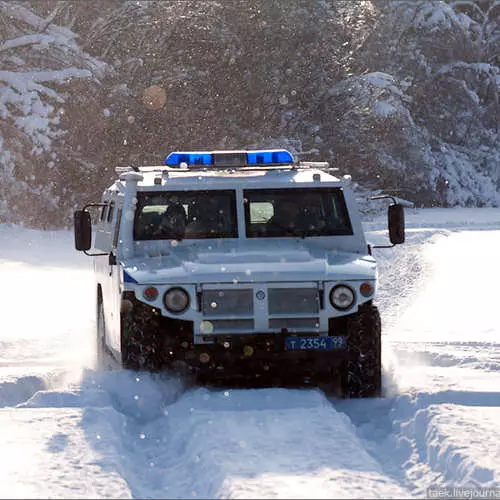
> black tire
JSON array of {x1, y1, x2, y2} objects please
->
[
  {"x1": 341, "y1": 303, "x2": 382, "y2": 398},
  {"x1": 120, "y1": 297, "x2": 163, "y2": 371}
]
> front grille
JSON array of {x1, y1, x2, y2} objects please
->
[
  {"x1": 198, "y1": 285, "x2": 322, "y2": 338},
  {"x1": 209, "y1": 319, "x2": 254, "y2": 332},
  {"x1": 201, "y1": 289, "x2": 253, "y2": 316},
  {"x1": 269, "y1": 318, "x2": 320, "y2": 330},
  {"x1": 268, "y1": 288, "x2": 319, "y2": 315}
]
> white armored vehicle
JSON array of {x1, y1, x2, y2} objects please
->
[{"x1": 74, "y1": 149, "x2": 405, "y2": 397}]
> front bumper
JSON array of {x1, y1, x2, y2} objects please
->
[
  {"x1": 122, "y1": 293, "x2": 350, "y2": 376},
  {"x1": 162, "y1": 332, "x2": 348, "y2": 375},
  {"x1": 129, "y1": 279, "x2": 375, "y2": 343}
]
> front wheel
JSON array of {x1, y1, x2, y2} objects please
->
[
  {"x1": 340, "y1": 303, "x2": 382, "y2": 398},
  {"x1": 120, "y1": 298, "x2": 163, "y2": 371}
]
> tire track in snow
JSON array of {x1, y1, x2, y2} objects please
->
[
  {"x1": 337, "y1": 226, "x2": 500, "y2": 495},
  {"x1": 335, "y1": 391, "x2": 500, "y2": 497},
  {"x1": 10, "y1": 371, "x2": 411, "y2": 498},
  {"x1": 78, "y1": 384, "x2": 410, "y2": 499}
]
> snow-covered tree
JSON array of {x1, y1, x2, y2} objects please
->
[
  {"x1": 447, "y1": 0, "x2": 499, "y2": 64},
  {"x1": 344, "y1": 0, "x2": 500, "y2": 206},
  {"x1": 69, "y1": 0, "x2": 366, "y2": 169},
  {"x1": 1, "y1": 0, "x2": 498, "y2": 226},
  {"x1": 0, "y1": 1, "x2": 106, "y2": 227}
]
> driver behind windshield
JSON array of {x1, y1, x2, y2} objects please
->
[
  {"x1": 266, "y1": 200, "x2": 301, "y2": 234},
  {"x1": 161, "y1": 203, "x2": 187, "y2": 238},
  {"x1": 185, "y1": 196, "x2": 225, "y2": 236}
]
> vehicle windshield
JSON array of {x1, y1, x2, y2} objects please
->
[
  {"x1": 244, "y1": 188, "x2": 353, "y2": 238},
  {"x1": 134, "y1": 190, "x2": 237, "y2": 240}
]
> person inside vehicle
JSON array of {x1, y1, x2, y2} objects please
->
[
  {"x1": 266, "y1": 199, "x2": 301, "y2": 234},
  {"x1": 161, "y1": 203, "x2": 187, "y2": 239},
  {"x1": 185, "y1": 196, "x2": 225, "y2": 236},
  {"x1": 295, "y1": 198, "x2": 327, "y2": 233}
]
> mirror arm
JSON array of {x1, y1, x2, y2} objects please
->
[
  {"x1": 369, "y1": 194, "x2": 398, "y2": 205},
  {"x1": 83, "y1": 249, "x2": 109, "y2": 257},
  {"x1": 83, "y1": 202, "x2": 108, "y2": 211},
  {"x1": 369, "y1": 194, "x2": 414, "y2": 208},
  {"x1": 371, "y1": 244, "x2": 396, "y2": 249}
]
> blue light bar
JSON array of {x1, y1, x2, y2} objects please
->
[
  {"x1": 247, "y1": 150, "x2": 294, "y2": 165},
  {"x1": 164, "y1": 149, "x2": 294, "y2": 167},
  {"x1": 165, "y1": 152, "x2": 213, "y2": 166}
]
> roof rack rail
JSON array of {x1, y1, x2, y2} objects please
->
[
  {"x1": 115, "y1": 165, "x2": 169, "y2": 174},
  {"x1": 137, "y1": 164, "x2": 337, "y2": 173},
  {"x1": 297, "y1": 161, "x2": 335, "y2": 169},
  {"x1": 114, "y1": 160, "x2": 339, "y2": 175},
  {"x1": 115, "y1": 165, "x2": 142, "y2": 174}
]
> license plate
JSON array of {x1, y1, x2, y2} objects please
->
[{"x1": 285, "y1": 336, "x2": 346, "y2": 351}]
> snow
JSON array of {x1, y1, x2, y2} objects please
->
[
  {"x1": 1, "y1": 207, "x2": 500, "y2": 498},
  {"x1": 0, "y1": 408, "x2": 131, "y2": 499},
  {"x1": 411, "y1": 1, "x2": 471, "y2": 32},
  {"x1": 373, "y1": 100, "x2": 398, "y2": 117},
  {"x1": 360, "y1": 72, "x2": 401, "y2": 93}
]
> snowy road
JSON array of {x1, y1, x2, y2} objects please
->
[{"x1": 0, "y1": 209, "x2": 499, "y2": 498}]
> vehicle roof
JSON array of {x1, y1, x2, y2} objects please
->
[{"x1": 108, "y1": 166, "x2": 346, "y2": 193}]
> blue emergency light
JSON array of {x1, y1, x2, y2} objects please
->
[{"x1": 164, "y1": 149, "x2": 294, "y2": 167}]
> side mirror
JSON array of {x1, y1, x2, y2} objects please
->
[
  {"x1": 74, "y1": 210, "x2": 92, "y2": 251},
  {"x1": 388, "y1": 204, "x2": 405, "y2": 245}
]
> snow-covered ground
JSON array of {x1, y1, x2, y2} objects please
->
[{"x1": 0, "y1": 208, "x2": 499, "y2": 498}]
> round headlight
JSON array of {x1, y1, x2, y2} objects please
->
[
  {"x1": 163, "y1": 287, "x2": 190, "y2": 313},
  {"x1": 330, "y1": 285, "x2": 355, "y2": 310}
]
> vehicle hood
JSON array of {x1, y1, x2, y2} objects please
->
[{"x1": 123, "y1": 240, "x2": 376, "y2": 284}]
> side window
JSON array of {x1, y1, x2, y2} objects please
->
[
  {"x1": 331, "y1": 196, "x2": 341, "y2": 219},
  {"x1": 107, "y1": 201, "x2": 115, "y2": 223},
  {"x1": 100, "y1": 202, "x2": 108, "y2": 222},
  {"x1": 113, "y1": 209, "x2": 122, "y2": 248},
  {"x1": 328, "y1": 190, "x2": 352, "y2": 231}
]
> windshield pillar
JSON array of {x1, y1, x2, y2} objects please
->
[
  {"x1": 119, "y1": 172, "x2": 143, "y2": 259},
  {"x1": 235, "y1": 188, "x2": 247, "y2": 240}
]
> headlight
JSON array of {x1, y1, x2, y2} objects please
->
[
  {"x1": 330, "y1": 285, "x2": 355, "y2": 310},
  {"x1": 163, "y1": 287, "x2": 190, "y2": 313}
]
